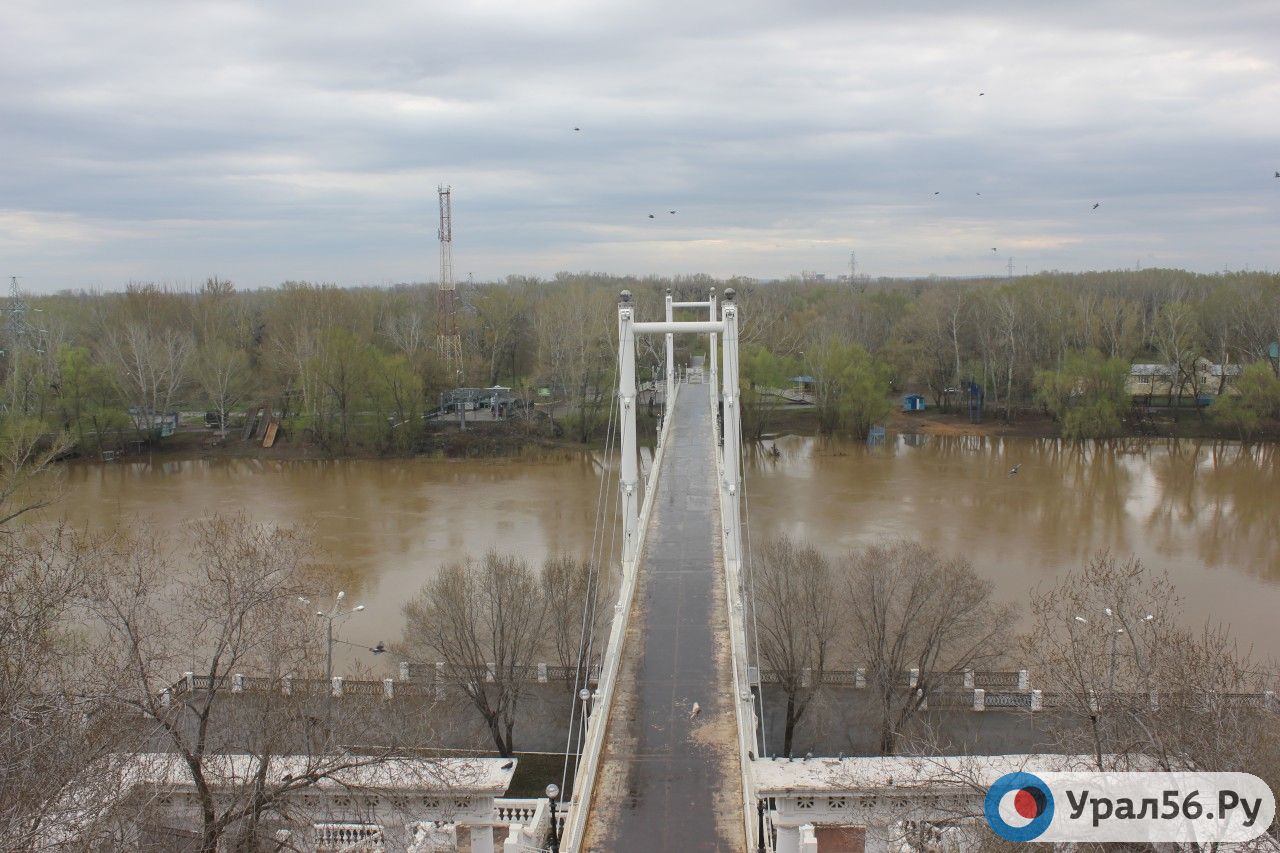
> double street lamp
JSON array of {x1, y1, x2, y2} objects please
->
[{"x1": 298, "y1": 591, "x2": 365, "y2": 686}]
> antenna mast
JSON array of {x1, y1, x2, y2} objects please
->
[{"x1": 436, "y1": 186, "x2": 464, "y2": 383}]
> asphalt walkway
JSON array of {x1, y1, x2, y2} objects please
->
[{"x1": 584, "y1": 383, "x2": 745, "y2": 852}]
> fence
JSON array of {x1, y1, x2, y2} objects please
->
[{"x1": 757, "y1": 668, "x2": 1029, "y2": 690}]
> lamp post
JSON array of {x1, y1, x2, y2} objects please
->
[
  {"x1": 299, "y1": 591, "x2": 364, "y2": 736},
  {"x1": 546, "y1": 783, "x2": 561, "y2": 851}
]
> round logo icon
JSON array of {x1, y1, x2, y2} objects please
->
[{"x1": 985, "y1": 772, "x2": 1054, "y2": 841}]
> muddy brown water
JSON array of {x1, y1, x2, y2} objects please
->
[{"x1": 47, "y1": 435, "x2": 1280, "y2": 669}]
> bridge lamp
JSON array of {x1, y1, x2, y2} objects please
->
[{"x1": 546, "y1": 784, "x2": 561, "y2": 851}]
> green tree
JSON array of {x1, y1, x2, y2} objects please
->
[
  {"x1": 1208, "y1": 362, "x2": 1280, "y2": 440},
  {"x1": 1034, "y1": 349, "x2": 1130, "y2": 439},
  {"x1": 738, "y1": 344, "x2": 796, "y2": 441},
  {"x1": 52, "y1": 345, "x2": 127, "y2": 453},
  {"x1": 808, "y1": 341, "x2": 892, "y2": 437}
]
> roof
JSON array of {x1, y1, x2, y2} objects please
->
[
  {"x1": 1130, "y1": 364, "x2": 1175, "y2": 376},
  {"x1": 790, "y1": 375, "x2": 815, "y2": 383},
  {"x1": 752, "y1": 754, "x2": 1152, "y2": 795}
]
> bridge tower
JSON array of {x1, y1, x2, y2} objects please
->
[{"x1": 435, "y1": 186, "x2": 464, "y2": 384}]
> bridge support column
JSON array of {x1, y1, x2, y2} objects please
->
[
  {"x1": 709, "y1": 288, "x2": 718, "y2": 425},
  {"x1": 618, "y1": 291, "x2": 639, "y2": 564},
  {"x1": 720, "y1": 290, "x2": 741, "y2": 567},
  {"x1": 664, "y1": 290, "x2": 675, "y2": 407}
]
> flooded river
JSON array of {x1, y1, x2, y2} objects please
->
[{"x1": 52, "y1": 435, "x2": 1280, "y2": 667}]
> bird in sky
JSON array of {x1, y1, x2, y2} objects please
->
[
  {"x1": 1092, "y1": 202, "x2": 1101, "y2": 210},
  {"x1": 370, "y1": 641, "x2": 386, "y2": 655},
  {"x1": 991, "y1": 247, "x2": 998, "y2": 253},
  {"x1": 933, "y1": 191, "x2": 941, "y2": 195},
  {"x1": 669, "y1": 210, "x2": 677, "y2": 214},
  {"x1": 573, "y1": 127, "x2": 580, "y2": 131},
  {"x1": 979, "y1": 92, "x2": 985, "y2": 96},
  {"x1": 976, "y1": 192, "x2": 982, "y2": 196},
  {"x1": 648, "y1": 214, "x2": 655, "y2": 219},
  {"x1": 1274, "y1": 171, "x2": 1279, "y2": 177}
]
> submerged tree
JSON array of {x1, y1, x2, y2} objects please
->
[{"x1": 1034, "y1": 348, "x2": 1131, "y2": 439}]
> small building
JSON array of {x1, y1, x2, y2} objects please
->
[
  {"x1": 901, "y1": 393, "x2": 927, "y2": 413},
  {"x1": 789, "y1": 375, "x2": 815, "y2": 393}
]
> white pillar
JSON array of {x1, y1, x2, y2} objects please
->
[
  {"x1": 721, "y1": 290, "x2": 741, "y2": 567},
  {"x1": 1018, "y1": 669, "x2": 1029, "y2": 690},
  {"x1": 708, "y1": 288, "x2": 718, "y2": 418},
  {"x1": 664, "y1": 289, "x2": 674, "y2": 404},
  {"x1": 775, "y1": 825, "x2": 801, "y2": 853},
  {"x1": 470, "y1": 824, "x2": 495, "y2": 853},
  {"x1": 383, "y1": 678, "x2": 395, "y2": 699},
  {"x1": 973, "y1": 687, "x2": 985, "y2": 711},
  {"x1": 799, "y1": 823, "x2": 819, "y2": 853},
  {"x1": 619, "y1": 291, "x2": 640, "y2": 564}
]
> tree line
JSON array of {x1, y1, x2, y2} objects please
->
[{"x1": 2, "y1": 268, "x2": 1279, "y2": 455}]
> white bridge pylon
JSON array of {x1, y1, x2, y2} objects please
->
[{"x1": 617, "y1": 288, "x2": 741, "y2": 566}]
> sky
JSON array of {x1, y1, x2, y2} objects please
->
[{"x1": 2, "y1": 0, "x2": 1279, "y2": 292}]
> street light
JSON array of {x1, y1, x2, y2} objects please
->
[
  {"x1": 546, "y1": 783, "x2": 561, "y2": 851},
  {"x1": 298, "y1": 591, "x2": 366, "y2": 686}
]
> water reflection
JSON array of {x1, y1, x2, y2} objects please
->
[{"x1": 744, "y1": 435, "x2": 1280, "y2": 659}]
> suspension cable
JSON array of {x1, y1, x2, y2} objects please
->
[{"x1": 738, "y1": 387, "x2": 769, "y2": 759}]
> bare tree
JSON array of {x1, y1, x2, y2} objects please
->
[
  {"x1": 401, "y1": 551, "x2": 547, "y2": 756},
  {"x1": 1024, "y1": 553, "x2": 1280, "y2": 791},
  {"x1": 844, "y1": 540, "x2": 1014, "y2": 755},
  {"x1": 753, "y1": 536, "x2": 838, "y2": 756},
  {"x1": 193, "y1": 341, "x2": 251, "y2": 437},
  {"x1": 100, "y1": 323, "x2": 193, "y2": 438},
  {"x1": 0, "y1": 526, "x2": 134, "y2": 850},
  {"x1": 542, "y1": 554, "x2": 614, "y2": 692},
  {"x1": 89, "y1": 515, "x2": 435, "y2": 853}
]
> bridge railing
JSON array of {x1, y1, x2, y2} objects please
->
[{"x1": 559, "y1": 382, "x2": 681, "y2": 852}]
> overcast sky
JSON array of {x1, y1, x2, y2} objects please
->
[{"x1": 2, "y1": 1, "x2": 1278, "y2": 292}]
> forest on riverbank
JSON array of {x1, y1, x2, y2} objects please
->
[{"x1": 3, "y1": 267, "x2": 1279, "y2": 463}]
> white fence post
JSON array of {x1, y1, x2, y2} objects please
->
[
  {"x1": 399, "y1": 661, "x2": 411, "y2": 682},
  {"x1": 537, "y1": 663, "x2": 548, "y2": 683},
  {"x1": 1018, "y1": 669, "x2": 1029, "y2": 690},
  {"x1": 973, "y1": 688, "x2": 986, "y2": 711},
  {"x1": 909, "y1": 668, "x2": 919, "y2": 688},
  {"x1": 383, "y1": 678, "x2": 394, "y2": 699},
  {"x1": 486, "y1": 662, "x2": 496, "y2": 683},
  {"x1": 855, "y1": 668, "x2": 866, "y2": 689},
  {"x1": 798, "y1": 823, "x2": 819, "y2": 853},
  {"x1": 1031, "y1": 689, "x2": 1043, "y2": 712},
  {"x1": 282, "y1": 675, "x2": 292, "y2": 696},
  {"x1": 963, "y1": 668, "x2": 974, "y2": 689},
  {"x1": 331, "y1": 676, "x2": 343, "y2": 698},
  {"x1": 184, "y1": 671, "x2": 195, "y2": 692},
  {"x1": 231, "y1": 673, "x2": 245, "y2": 694},
  {"x1": 801, "y1": 667, "x2": 812, "y2": 688}
]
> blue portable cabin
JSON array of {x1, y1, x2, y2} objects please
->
[{"x1": 901, "y1": 393, "x2": 928, "y2": 413}]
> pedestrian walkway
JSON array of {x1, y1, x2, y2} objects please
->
[{"x1": 582, "y1": 384, "x2": 746, "y2": 851}]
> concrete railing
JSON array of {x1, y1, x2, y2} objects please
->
[
  {"x1": 496, "y1": 797, "x2": 553, "y2": 852},
  {"x1": 559, "y1": 381, "x2": 679, "y2": 853},
  {"x1": 758, "y1": 668, "x2": 1029, "y2": 690}
]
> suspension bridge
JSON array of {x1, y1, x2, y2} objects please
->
[{"x1": 556, "y1": 288, "x2": 765, "y2": 852}]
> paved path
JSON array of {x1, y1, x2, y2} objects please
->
[{"x1": 584, "y1": 384, "x2": 745, "y2": 852}]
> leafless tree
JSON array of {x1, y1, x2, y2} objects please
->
[
  {"x1": 1024, "y1": 553, "x2": 1280, "y2": 792},
  {"x1": 844, "y1": 540, "x2": 1014, "y2": 755},
  {"x1": 542, "y1": 554, "x2": 614, "y2": 692},
  {"x1": 88, "y1": 515, "x2": 438, "y2": 852},
  {"x1": 193, "y1": 341, "x2": 251, "y2": 437},
  {"x1": 753, "y1": 536, "x2": 838, "y2": 756},
  {"x1": 401, "y1": 551, "x2": 548, "y2": 757},
  {"x1": 100, "y1": 323, "x2": 193, "y2": 437}
]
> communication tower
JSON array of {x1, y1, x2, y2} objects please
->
[{"x1": 436, "y1": 186, "x2": 464, "y2": 382}]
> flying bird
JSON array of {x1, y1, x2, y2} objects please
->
[
  {"x1": 648, "y1": 214, "x2": 655, "y2": 219},
  {"x1": 933, "y1": 191, "x2": 941, "y2": 195},
  {"x1": 1274, "y1": 171, "x2": 1279, "y2": 177},
  {"x1": 1092, "y1": 202, "x2": 1101, "y2": 210},
  {"x1": 976, "y1": 192, "x2": 982, "y2": 196},
  {"x1": 573, "y1": 127, "x2": 580, "y2": 131},
  {"x1": 669, "y1": 210, "x2": 677, "y2": 214},
  {"x1": 979, "y1": 92, "x2": 985, "y2": 96},
  {"x1": 991, "y1": 247, "x2": 998, "y2": 253},
  {"x1": 370, "y1": 641, "x2": 386, "y2": 655},
  {"x1": 1008, "y1": 463, "x2": 1021, "y2": 476}
]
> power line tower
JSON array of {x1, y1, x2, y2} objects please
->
[
  {"x1": 436, "y1": 186, "x2": 464, "y2": 384},
  {"x1": 1006, "y1": 257, "x2": 1015, "y2": 279}
]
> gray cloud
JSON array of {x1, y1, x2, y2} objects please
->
[{"x1": 2, "y1": 0, "x2": 1278, "y2": 291}]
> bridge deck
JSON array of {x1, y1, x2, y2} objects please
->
[{"x1": 583, "y1": 384, "x2": 745, "y2": 852}]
